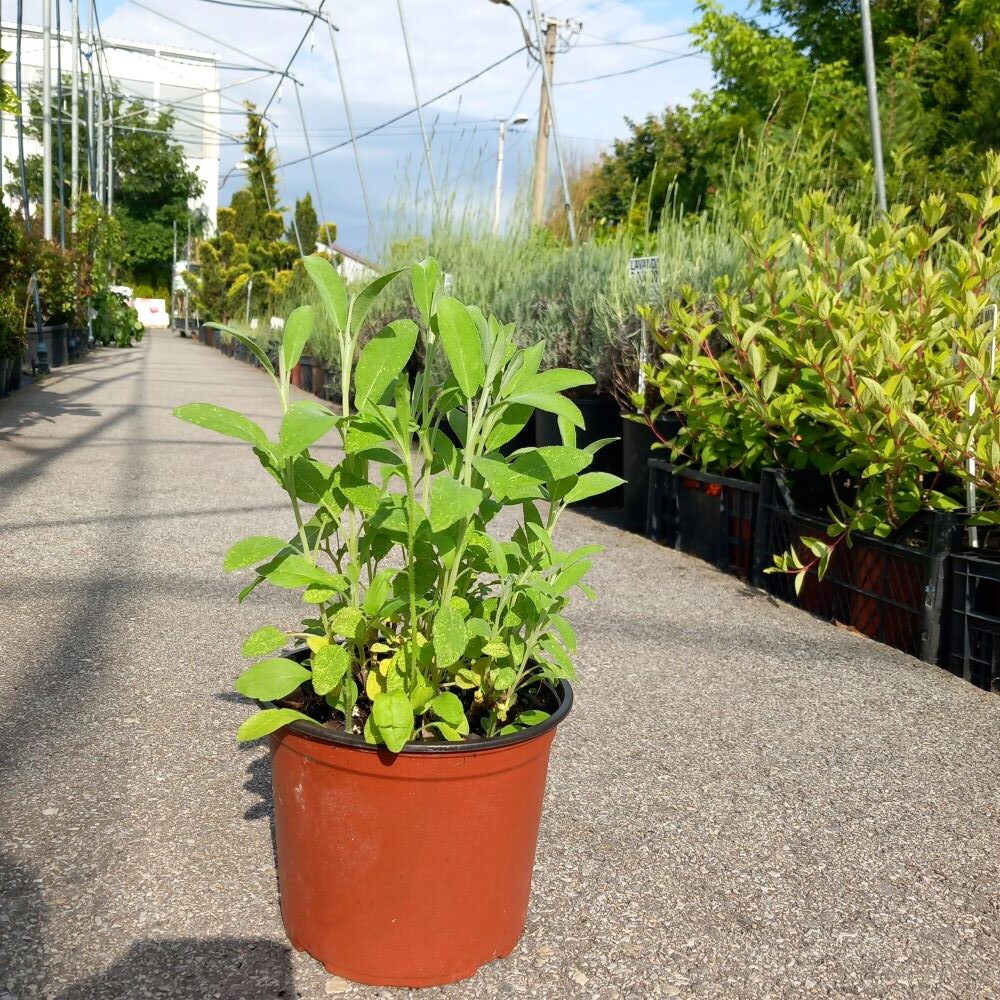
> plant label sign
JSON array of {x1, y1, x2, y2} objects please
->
[
  {"x1": 628, "y1": 255, "x2": 659, "y2": 282},
  {"x1": 629, "y1": 257, "x2": 659, "y2": 393}
]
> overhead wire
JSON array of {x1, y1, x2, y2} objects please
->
[
  {"x1": 324, "y1": 16, "x2": 376, "y2": 250},
  {"x1": 124, "y1": 0, "x2": 280, "y2": 70},
  {"x1": 280, "y1": 46, "x2": 527, "y2": 168},
  {"x1": 557, "y1": 49, "x2": 706, "y2": 86},
  {"x1": 394, "y1": 0, "x2": 438, "y2": 211}
]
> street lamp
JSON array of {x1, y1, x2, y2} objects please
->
[{"x1": 494, "y1": 114, "x2": 529, "y2": 235}]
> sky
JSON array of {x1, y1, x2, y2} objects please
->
[{"x1": 25, "y1": 0, "x2": 747, "y2": 251}]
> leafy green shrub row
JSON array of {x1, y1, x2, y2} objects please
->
[{"x1": 643, "y1": 156, "x2": 1000, "y2": 584}]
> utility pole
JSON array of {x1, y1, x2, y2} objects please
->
[
  {"x1": 71, "y1": 0, "x2": 80, "y2": 229},
  {"x1": 42, "y1": 0, "x2": 53, "y2": 240},
  {"x1": 530, "y1": 16, "x2": 557, "y2": 229},
  {"x1": 859, "y1": 0, "x2": 887, "y2": 213}
]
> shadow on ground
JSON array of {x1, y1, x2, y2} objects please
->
[
  {"x1": 0, "y1": 851, "x2": 296, "y2": 1000},
  {"x1": 55, "y1": 938, "x2": 297, "y2": 999}
]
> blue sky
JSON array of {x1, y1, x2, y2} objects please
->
[{"x1": 80, "y1": 0, "x2": 749, "y2": 250}]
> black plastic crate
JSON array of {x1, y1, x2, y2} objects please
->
[
  {"x1": 752, "y1": 469, "x2": 959, "y2": 663},
  {"x1": 646, "y1": 460, "x2": 760, "y2": 578},
  {"x1": 947, "y1": 553, "x2": 1000, "y2": 691}
]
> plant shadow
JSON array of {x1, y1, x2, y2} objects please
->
[{"x1": 54, "y1": 937, "x2": 298, "y2": 999}]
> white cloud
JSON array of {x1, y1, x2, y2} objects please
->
[{"x1": 89, "y1": 0, "x2": 716, "y2": 249}]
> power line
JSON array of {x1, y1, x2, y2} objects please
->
[
  {"x1": 280, "y1": 46, "x2": 527, "y2": 168},
  {"x1": 124, "y1": 0, "x2": 280, "y2": 70},
  {"x1": 557, "y1": 49, "x2": 706, "y2": 86},
  {"x1": 578, "y1": 29, "x2": 693, "y2": 44}
]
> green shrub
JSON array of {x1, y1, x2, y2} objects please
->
[{"x1": 644, "y1": 156, "x2": 1000, "y2": 583}]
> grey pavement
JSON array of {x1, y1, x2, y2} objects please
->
[{"x1": 1, "y1": 332, "x2": 998, "y2": 1000}]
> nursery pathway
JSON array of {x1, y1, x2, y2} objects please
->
[{"x1": 1, "y1": 331, "x2": 999, "y2": 1000}]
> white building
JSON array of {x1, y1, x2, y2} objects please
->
[{"x1": 0, "y1": 23, "x2": 220, "y2": 227}]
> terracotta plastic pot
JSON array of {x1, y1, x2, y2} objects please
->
[{"x1": 267, "y1": 681, "x2": 572, "y2": 987}]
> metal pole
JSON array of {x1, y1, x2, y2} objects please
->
[
  {"x1": 245, "y1": 278, "x2": 253, "y2": 324},
  {"x1": 86, "y1": 6, "x2": 95, "y2": 193},
  {"x1": 395, "y1": 0, "x2": 437, "y2": 213},
  {"x1": 326, "y1": 20, "x2": 375, "y2": 250},
  {"x1": 493, "y1": 120, "x2": 506, "y2": 235},
  {"x1": 292, "y1": 82, "x2": 328, "y2": 239},
  {"x1": 859, "y1": 0, "x2": 887, "y2": 213},
  {"x1": 530, "y1": 17, "x2": 555, "y2": 229},
  {"x1": 16, "y1": 0, "x2": 49, "y2": 373},
  {"x1": 42, "y1": 0, "x2": 54, "y2": 240},
  {"x1": 71, "y1": 0, "x2": 79, "y2": 229},
  {"x1": 96, "y1": 76, "x2": 104, "y2": 205},
  {"x1": 172, "y1": 219, "x2": 178, "y2": 330},
  {"x1": 106, "y1": 108, "x2": 113, "y2": 212},
  {"x1": 185, "y1": 216, "x2": 191, "y2": 334},
  {"x1": 56, "y1": 0, "x2": 66, "y2": 246},
  {"x1": 527, "y1": 2, "x2": 575, "y2": 242}
]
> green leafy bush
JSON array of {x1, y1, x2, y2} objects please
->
[
  {"x1": 644, "y1": 157, "x2": 1000, "y2": 584},
  {"x1": 175, "y1": 257, "x2": 621, "y2": 750},
  {"x1": 93, "y1": 287, "x2": 143, "y2": 347}
]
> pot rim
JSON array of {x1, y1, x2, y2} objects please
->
[{"x1": 263, "y1": 678, "x2": 572, "y2": 756}]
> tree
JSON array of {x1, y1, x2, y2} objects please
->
[
  {"x1": 318, "y1": 221, "x2": 338, "y2": 247},
  {"x1": 583, "y1": 0, "x2": 1000, "y2": 232},
  {"x1": 0, "y1": 49, "x2": 18, "y2": 116},
  {"x1": 290, "y1": 193, "x2": 318, "y2": 251},
  {"x1": 242, "y1": 103, "x2": 280, "y2": 234},
  {"x1": 4, "y1": 80, "x2": 204, "y2": 288}
]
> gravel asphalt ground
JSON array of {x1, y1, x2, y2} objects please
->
[{"x1": 1, "y1": 332, "x2": 998, "y2": 1000}]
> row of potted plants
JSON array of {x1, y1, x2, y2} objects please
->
[
  {"x1": 0, "y1": 199, "x2": 143, "y2": 400},
  {"x1": 637, "y1": 158, "x2": 1000, "y2": 691}
]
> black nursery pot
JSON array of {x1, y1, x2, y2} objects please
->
[
  {"x1": 535, "y1": 395, "x2": 623, "y2": 508},
  {"x1": 25, "y1": 323, "x2": 69, "y2": 370},
  {"x1": 621, "y1": 414, "x2": 679, "y2": 533}
]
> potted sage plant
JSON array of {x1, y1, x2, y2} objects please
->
[{"x1": 174, "y1": 256, "x2": 621, "y2": 987}]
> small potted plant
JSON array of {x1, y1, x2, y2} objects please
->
[{"x1": 174, "y1": 256, "x2": 621, "y2": 987}]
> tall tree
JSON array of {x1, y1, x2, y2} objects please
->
[
  {"x1": 290, "y1": 192, "x2": 318, "y2": 251},
  {"x1": 580, "y1": 0, "x2": 1000, "y2": 231},
  {"x1": 242, "y1": 103, "x2": 280, "y2": 228},
  {"x1": 4, "y1": 80, "x2": 203, "y2": 287}
]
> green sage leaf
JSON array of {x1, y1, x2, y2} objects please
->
[
  {"x1": 279, "y1": 400, "x2": 338, "y2": 455},
  {"x1": 564, "y1": 472, "x2": 626, "y2": 504},
  {"x1": 303, "y1": 255, "x2": 348, "y2": 332},
  {"x1": 234, "y1": 658, "x2": 311, "y2": 701},
  {"x1": 280, "y1": 305, "x2": 315, "y2": 376},
  {"x1": 350, "y1": 268, "x2": 405, "y2": 335},
  {"x1": 432, "y1": 606, "x2": 468, "y2": 668},
  {"x1": 311, "y1": 644, "x2": 350, "y2": 696},
  {"x1": 241, "y1": 625, "x2": 287, "y2": 657},
  {"x1": 174, "y1": 403, "x2": 269, "y2": 449},
  {"x1": 429, "y1": 691, "x2": 466, "y2": 728},
  {"x1": 224, "y1": 536, "x2": 287, "y2": 572},
  {"x1": 429, "y1": 474, "x2": 482, "y2": 532},
  {"x1": 436, "y1": 296, "x2": 485, "y2": 398},
  {"x1": 258, "y1": 553, "x2": 346, "y2": 590},
  {"x1": 512, "y1": 446, "x2": 592, "y2": 483},
  {"x1": 237, "y1": 707, "x2": 316, "y2": 742},
  {"x1": 355, "y1": 319, "x2": 418, "y2": 409},
  {"x1": 371, "y1": 690, "x2": 414, "y2": 753}
]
